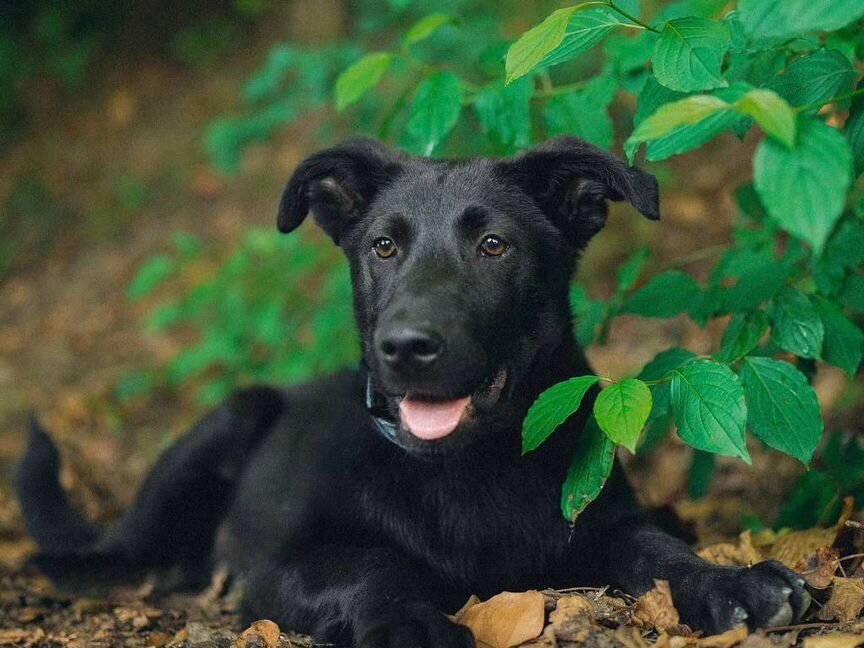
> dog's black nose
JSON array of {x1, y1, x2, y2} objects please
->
[{"x1": 378, "y1": 327, "x2": 444, "y2": 371}]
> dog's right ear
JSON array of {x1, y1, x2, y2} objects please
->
[{"x1": 277, "y1": 138, "x2": 403, "y2": 244}]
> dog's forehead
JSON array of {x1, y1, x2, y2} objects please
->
[{"x1": 375, "y1": 160, "x2": 514, "y2": 219}]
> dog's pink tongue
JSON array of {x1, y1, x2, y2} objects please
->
[{"x1": 399, "y1": 397, "x2": 470, "y2": 440}]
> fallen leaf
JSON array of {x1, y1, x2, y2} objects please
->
[
  {"x1": 167, "y1": 628, "x2": 188, "y2": 646},
  {"x1": 453, "y1": 595, "x2": 482, "y2": 619},
  {"x1": 0, "y1": 628, "x2": 45, "y2": 647},
  {"x1": 700, "y1": 531, "x2": 763, "y2": 567},
  {"x1": 635, "y1": 580, "x2": 680, "y2": 632},
  {"x1": 803, "y1": 634, "x2": 864, "y2": 648},
  {"x1": 795, "y1": 546, "x2": 841, "y2": 590},
  {"x1": 614, "y1": 625, "x2": 654, "y2": 648},
  {"x1": 769, "y1": 528, "x2": 837, "y2": 570},
  {"x1": 146, "y1": 632, "x2": 172, "y2": 648},
  {"x1": 17, "y1": 607, "x2": 44, "y2": 623},
  {"x1": 818, "y1": 577, "x2": 864, "y2": 622},
  {"x1": 547, "y1": 594, "x2": 594, "y2": 642},
  {"x1": 698, "y1": 626, "x2": 748, "y2": 648},
  {"x1": 235, "y1": 620, "x2": 281, "y2": 648},
  {"x1": 458, "y1": 590, "x2": 545, "y2": 648}
]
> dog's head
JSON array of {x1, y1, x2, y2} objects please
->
[{"x1": 278, "y1": 137, "x2": 659, "y2": 455}]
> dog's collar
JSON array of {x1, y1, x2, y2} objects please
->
[{"x1": 364, "y1": 371, "x2": 402, "y2": 446}]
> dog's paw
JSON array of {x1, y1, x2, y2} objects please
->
[
  {"x1": 674, "y1": 560, "x2": 811, "y2": 635},
  {"x1": 356, "y1": 604, "x2": 474, "y2": 648}
]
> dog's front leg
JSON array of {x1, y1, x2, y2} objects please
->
[
  {"x1": 594, "y1": 519, "x2": 810, "y2": 634},
  {"x1": 575, "y1": 470, "x2": 810, "y2": 634},
  {"x1": 241, "y1": 545, "x2": 474, "y2": 648}
]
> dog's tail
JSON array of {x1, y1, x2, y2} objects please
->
[
  {"x1": 16, "y1": 387, "x2": 286, "y2": 585},
  {"x1": 16, "y1": 418, "x2": 102, "y2": 555}
]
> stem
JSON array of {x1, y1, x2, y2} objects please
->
[
  {"x1": 535, "y1": 79, "x2": 592, "y2": 98},
  {"x1": 795, "y1": 86, "x2": 864, "y2": 113},
  {"x1": 607, "y1": 0, "x2": 661, "y2": 33}
]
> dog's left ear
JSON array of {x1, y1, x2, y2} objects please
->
[
  {"x1": 277, "y1": 138, "x2": 404, "y2": 244},
  {"x1": 499, "y1": 137, "x2": 660, "y2": 246}
]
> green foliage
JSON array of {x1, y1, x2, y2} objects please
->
[
  {"x1": 130, "y1": 0, "x2": 863, "y2": 527},
  {"x1": 561, "y1": 415, "x2": 616, "y2": 522},
  {"x1": 739, "y1": 357, "x2": 822, "y2": 464},
  {"x1": 593, "y1": 378, "x2": 652, "y2": 453},
  {"x1": 671, "y1": 359, "x2": 750, "y2": 463},
  {"x1": 522, "y1": 376, "x2": 599, "y2": 454},
  {"x1": 127, "y1": 230, "x2": 357, "y2": 405}
]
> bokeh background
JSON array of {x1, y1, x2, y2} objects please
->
[{"x1": 0, "y1": 0, "x2": 859, "y2": 574}]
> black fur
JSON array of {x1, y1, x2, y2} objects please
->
[{"x1": 17, "y1": 137, "x2": 808, "y2": 646}]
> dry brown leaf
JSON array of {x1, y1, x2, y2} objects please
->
[
  {"x1": 769, "y1": 528, "x2": 837, "y2": 570},
  {"x1": 167, "y1": 628, "x2": 189, "y2": 646},
  {"x1": 0, "y1": 628, "x2": 45, "y2": 647},
  {"x1": 234, "y1": 620, "x2": 281, "y2": 648},
  {"x1": 635, "y1": 580, "x2": 680, "y2": 632},
  {"x1": 146, "y1": 632, "x2": 172, "y2": 648},
  {"x1": 818, "y1": 577, "x2": 864, "y2": 622},
  {"x1": 802, "y1": 634, "x2": 864, "y2": 648},
  {"x1": 453, "y1": 595, "x2": 482, "y2": 620},
  {"x1": 697, "y1": 626, "x2": 748, "y2": 648},
  {"x1": 700, "y1": 531, "x2": 763, "y2": 567},
  {"x1": 795, "y1": 546, "x2": 841, "y2": 590},
  {"x1": 548, "y1": 594, "x2": 595, "y2": 642},
  {"x1": 613, "y1": 625, "x2": 654, "y2": 648},
  {"x1": 458, "y1": 590, "x2": 545, "y2": 648}
]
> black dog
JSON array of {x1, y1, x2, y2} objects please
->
[{"x1": 18, "y1": 137, "x2": 809, "y2": 647}]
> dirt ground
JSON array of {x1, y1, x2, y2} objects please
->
[{"x1": 0, "y1": 4, "x2": 862, "y2": 647}]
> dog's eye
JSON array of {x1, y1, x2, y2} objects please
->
[
  {"x1": 478, "y1": 235, "x2": 509, "y2": 257},
  {"x1": 373, "y1": 237, "x2": 397, "y2": 259}
]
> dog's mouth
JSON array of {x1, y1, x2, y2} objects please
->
[{"x1": 395, "y1": 367, "x2": 509, "y2": 441}]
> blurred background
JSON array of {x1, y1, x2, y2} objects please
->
[{"x1": 0, "y1": 0, "x2": 858, "y2": 573}]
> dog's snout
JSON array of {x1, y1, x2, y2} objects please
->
[{"x1": 378, "y1": 326, "x2": 444, "y2": 372}]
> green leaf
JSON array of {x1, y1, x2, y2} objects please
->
[
  {"x1": 847, "y1": 85, "x2": 864, "y2": 176},
  {"x1": 540, "y1": 6, "x2": 631, "y2": 70},
  {"x1": 474, "y1": 77, "x2": 534, "y2": 153},
  {"x1": 769, "y1": 288, "x2": 824, "y2": 359},
  {"x1": 688, "y1": 450, "x2": 716, "y2": 499},
  {"x1": 840, "y1": 274, "x2": 864, "y2": 314},
  {"x1": 671, "y1": 359, "x2": 750, "y2": 463},
  {"x1": 738, "y1": 0, "x2": 864, "y2": 41},
  {"x1": 402, "y1": 13, "x2": 453, "y2": 48},
  {"x1": 625, "y1": 79, "x2": 750, "y2": 163},
  {"x1": 639, "y1": 347, "x2": 699, "y2": 420},
  {"x1": 813, "y1": 296, "x2": 864, "y2": 376},
  {"x1": 544, "y1": 73, "x2": 618, "y2": 150},
  {"x1": 594, "y1": 378, "x2": 653, "y2": 453},
  {"x1": 754, "y1": 118, "x2": 853, "y2": 254},
  {"x1": 620, "y1": 271, "x2": 701, "y2": 318},
  {"x1": 505, "y1": 5, "x2": 583, "y2": 83},
  {"x1": 560, "y1": 415, "x2": 616, "y2": 521},
  {"x1": 334, "y1": 52, "x2": 394, "y2": 112},
  {"x1": 716, "y1": 311, "x2": 769, "y2": 363},
  {"x1": 616, "y1": 246, "x2": 650, "y2": 292},
  {"x1": 740, "y1": 357, "x2": 823, "y2": 465},
  {"x1": 733, "y1": 88, "x2": 795, "y2": 147},
  {"x1": 775, "y1": 469, "x2": 841, "y2": 530},
  {"x1": 128, "y1": 255, "x2": 174, "y2": 302},
  {"x1": 652, "y1": 17, "x2": 729, "y2": 92},
  {"x1": 522, "y1": 375, "x2": 600, "y2": 454},
  {"x1": 768, "y1": 49, "x2": 855, "y2": 111},
  {"x1": 627, "y1": 94, "x2": 728, "y2": 146},
  {"x1": 404, "y1": 72, "x2": 463, "y2": 156}
]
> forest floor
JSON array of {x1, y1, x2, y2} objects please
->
[{"x1": 0, "y1": 5, "x2": 862, "y2": 647}]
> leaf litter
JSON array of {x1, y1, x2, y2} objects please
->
[{"x1": 0, "y1": 493, "x2": 861, "y2": 647}]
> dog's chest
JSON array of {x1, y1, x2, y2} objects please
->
[{"x1": 357, "y1": 458, "x2": 572, "y2": 590}]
